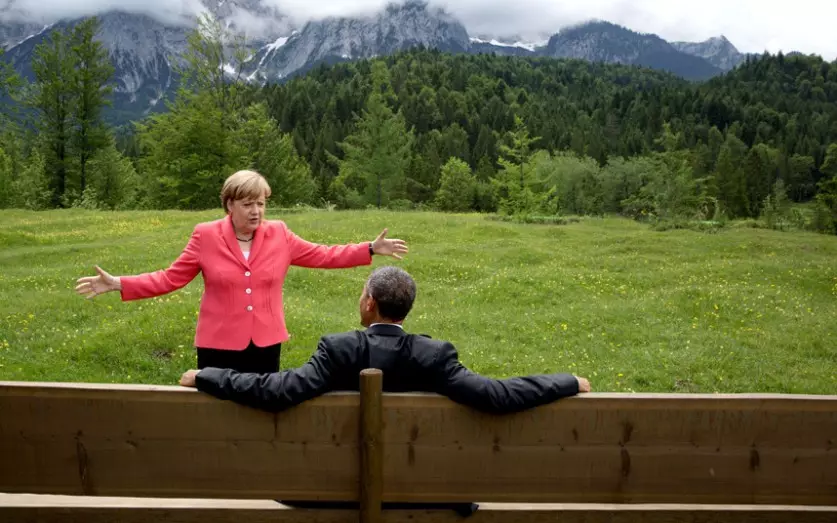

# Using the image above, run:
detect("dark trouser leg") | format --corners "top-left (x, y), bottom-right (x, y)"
top-left (248, 341), bottom-right (281, 373)
top-left (196, 341), bottom-right (281, 373)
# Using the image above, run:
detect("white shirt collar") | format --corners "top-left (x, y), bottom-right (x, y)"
top-left (370, 323), bottom-right (403, 329)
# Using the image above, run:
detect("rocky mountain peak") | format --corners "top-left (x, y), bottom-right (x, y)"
top-left (201, 0), bottom-right (291, 45)
top-left (245, 0), bottom-right (469, 82)
top-left (672, 35), bottom-right (745, 71)
top-left (0, 20), bottom-right (46, 50)
top-left (542, 20), bottom-right (721, 80)
top-left (545, 21), bottom-right (667, 63)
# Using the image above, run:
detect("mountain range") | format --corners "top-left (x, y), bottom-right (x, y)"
top-left (0, 0), bottom-right (769, 124)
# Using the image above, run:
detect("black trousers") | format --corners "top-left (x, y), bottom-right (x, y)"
top-left (196, 341), bottom-right (281, 373)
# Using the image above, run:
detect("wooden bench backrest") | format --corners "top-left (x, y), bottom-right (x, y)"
top-left (1, 379), bottom-right (836, 506)
top-left (381, 392), bottom-right (837, 505)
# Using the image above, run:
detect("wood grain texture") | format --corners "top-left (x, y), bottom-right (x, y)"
top-left (378, 393), bottom-right (837, 505)
top-left (0, 382), bottom-right (361, 499)
top-left (1, 496), bottom-right (836, 523)
top-left (2, 382), bottom-right (835, 505)
top-left (360, 369), bottom-right (384, 523)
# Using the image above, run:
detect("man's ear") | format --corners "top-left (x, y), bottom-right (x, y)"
top-left (365, 296), bottom-right (377, 313)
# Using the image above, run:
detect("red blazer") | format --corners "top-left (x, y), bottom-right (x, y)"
top-left (120, 215), bottom-right (372, 350)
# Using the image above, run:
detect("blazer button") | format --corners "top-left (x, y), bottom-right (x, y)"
top-left (245, 288), bottom-right (252, 294)
top-left (245, 271), bottom-right (251, 277)
top-left (247, 306), bottom-right (253, 311)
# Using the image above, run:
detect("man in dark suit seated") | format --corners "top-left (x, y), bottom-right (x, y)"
top-left (179, 265), bottom-right (590, 516)
top-left (179, 265), bottom-right (591, 411)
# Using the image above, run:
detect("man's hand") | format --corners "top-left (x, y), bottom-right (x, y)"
top-left (180, 369), bottom-right (199, 388)
top-left (576, 376), bottom-right (591, 393)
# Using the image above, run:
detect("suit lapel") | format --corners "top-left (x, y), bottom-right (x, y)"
top-left (221, 215), bottom-right (250, 269)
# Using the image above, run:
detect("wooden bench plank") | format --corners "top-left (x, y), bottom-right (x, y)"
top-left (0, 439), bottom-right (359, 498)
top-left (378, 393), bottom-right (837, 505)
top-left (382, 446), bottom-right (837, 504)
top-left (2, 496), bottom-right (836, 523)
top-left (381, 393), bottom-right (837, 447)
top-left (0, 381), bottom-right (360, 442)
top-left (0, 382), bottom-right (361, 500)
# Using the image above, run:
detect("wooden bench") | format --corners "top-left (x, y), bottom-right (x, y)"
top-left (1, 370), bottom-right (836, 522)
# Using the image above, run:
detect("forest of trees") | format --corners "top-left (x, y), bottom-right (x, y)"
top-left (1, 16), bottom-right (836, 234)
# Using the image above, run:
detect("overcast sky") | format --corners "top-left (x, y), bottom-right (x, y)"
top-left (2, 0), bottom-right (835, 59)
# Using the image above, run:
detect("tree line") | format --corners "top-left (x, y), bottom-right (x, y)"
top-left (0, 16), bottom-right (835, 233)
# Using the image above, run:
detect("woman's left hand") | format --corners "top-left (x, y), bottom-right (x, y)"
top-left (371, 228), bottom-right (409, 259)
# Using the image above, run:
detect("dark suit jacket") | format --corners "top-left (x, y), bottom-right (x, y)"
top-left (195, 323), bottom-right (580, 413)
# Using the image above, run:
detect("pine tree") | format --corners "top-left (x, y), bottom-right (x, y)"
top-left (435, 157), bottom-right (476, 212)
top-left (492, 115), bottom-right (544, 216)
top-left (0, 129), bottom-right (26, 208)
top-left (13, 149), bottom-right (52, 210)
top-left (136, 92), bottom-right (246, 209)
top-left (334, 85), bottom-right (414, 208)
top-left (82, 138), bottom-right (140, 209)
top-left (813, 177), bottom-right (837, 234)
top-left (498, 115), bottom-right (539, 188)
top-left (30, 27), bottom-right (75, 206)
top-left (472, 125), bottom-right (496, 169)
top-left (707, 126), bottom-right (724, 171)
top-left (788, 154), bottom-right (815, 201)
top-left (0, 48), bottom-right (24, 208)
top-left (440, 123), bottom-right (470, 165)
top-left (310, 116), bottom-right (340, 197)
top-left (236, 103), bottom-right (317, 207)
top-left (404, 136), bottom-right (440, 204)
top-left (822, 144), bottom-right (837, 179)
top-left (0, 145), bottom-right (12, 207)
top-left (761, 179), bottom-right (792, 230)
top-left (715, 134), bottom-right (749, 217)
top-left (402, 85), bottom-right (440, 134)
top-left (69, 17), bottom-right (115, 197)
top-left (743, 144), bottom-right (779, 217)
top-left (412, 131), bottom-right (444, 194)
top-left (0, 48), bottom-right (24, 126)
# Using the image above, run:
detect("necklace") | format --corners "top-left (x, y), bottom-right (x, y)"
top-left (233, 222), bottom-right (255, 242)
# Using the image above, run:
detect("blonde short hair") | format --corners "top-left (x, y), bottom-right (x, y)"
top-left (220, 170), bottom-right (271, 212)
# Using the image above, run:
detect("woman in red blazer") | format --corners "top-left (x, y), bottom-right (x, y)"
top-left (74, 170), bottom-right (408, 373)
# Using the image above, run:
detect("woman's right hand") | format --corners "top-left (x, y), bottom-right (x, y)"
top-left (75, 265), bottom-right (121, 299)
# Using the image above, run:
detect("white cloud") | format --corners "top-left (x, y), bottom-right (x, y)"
top-left (1, 0), bottom-right (835, 59)
top-left (224, 7), bottom-right (290, 40)
top-left (434, 0), bottom-right (837, 59)
top-left (262, 0), bottom-right (390, 22)
top-left (0, 0), bottom-right (205, 27)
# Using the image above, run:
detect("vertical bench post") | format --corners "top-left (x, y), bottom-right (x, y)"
top-left (359, 369), bottom-right (383, 523)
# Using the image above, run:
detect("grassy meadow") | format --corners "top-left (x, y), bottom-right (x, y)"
top-left (0, 208), bottom-right (835, 394)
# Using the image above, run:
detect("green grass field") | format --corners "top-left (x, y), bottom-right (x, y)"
top-left (0, 208), bottom-right (835, 394)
